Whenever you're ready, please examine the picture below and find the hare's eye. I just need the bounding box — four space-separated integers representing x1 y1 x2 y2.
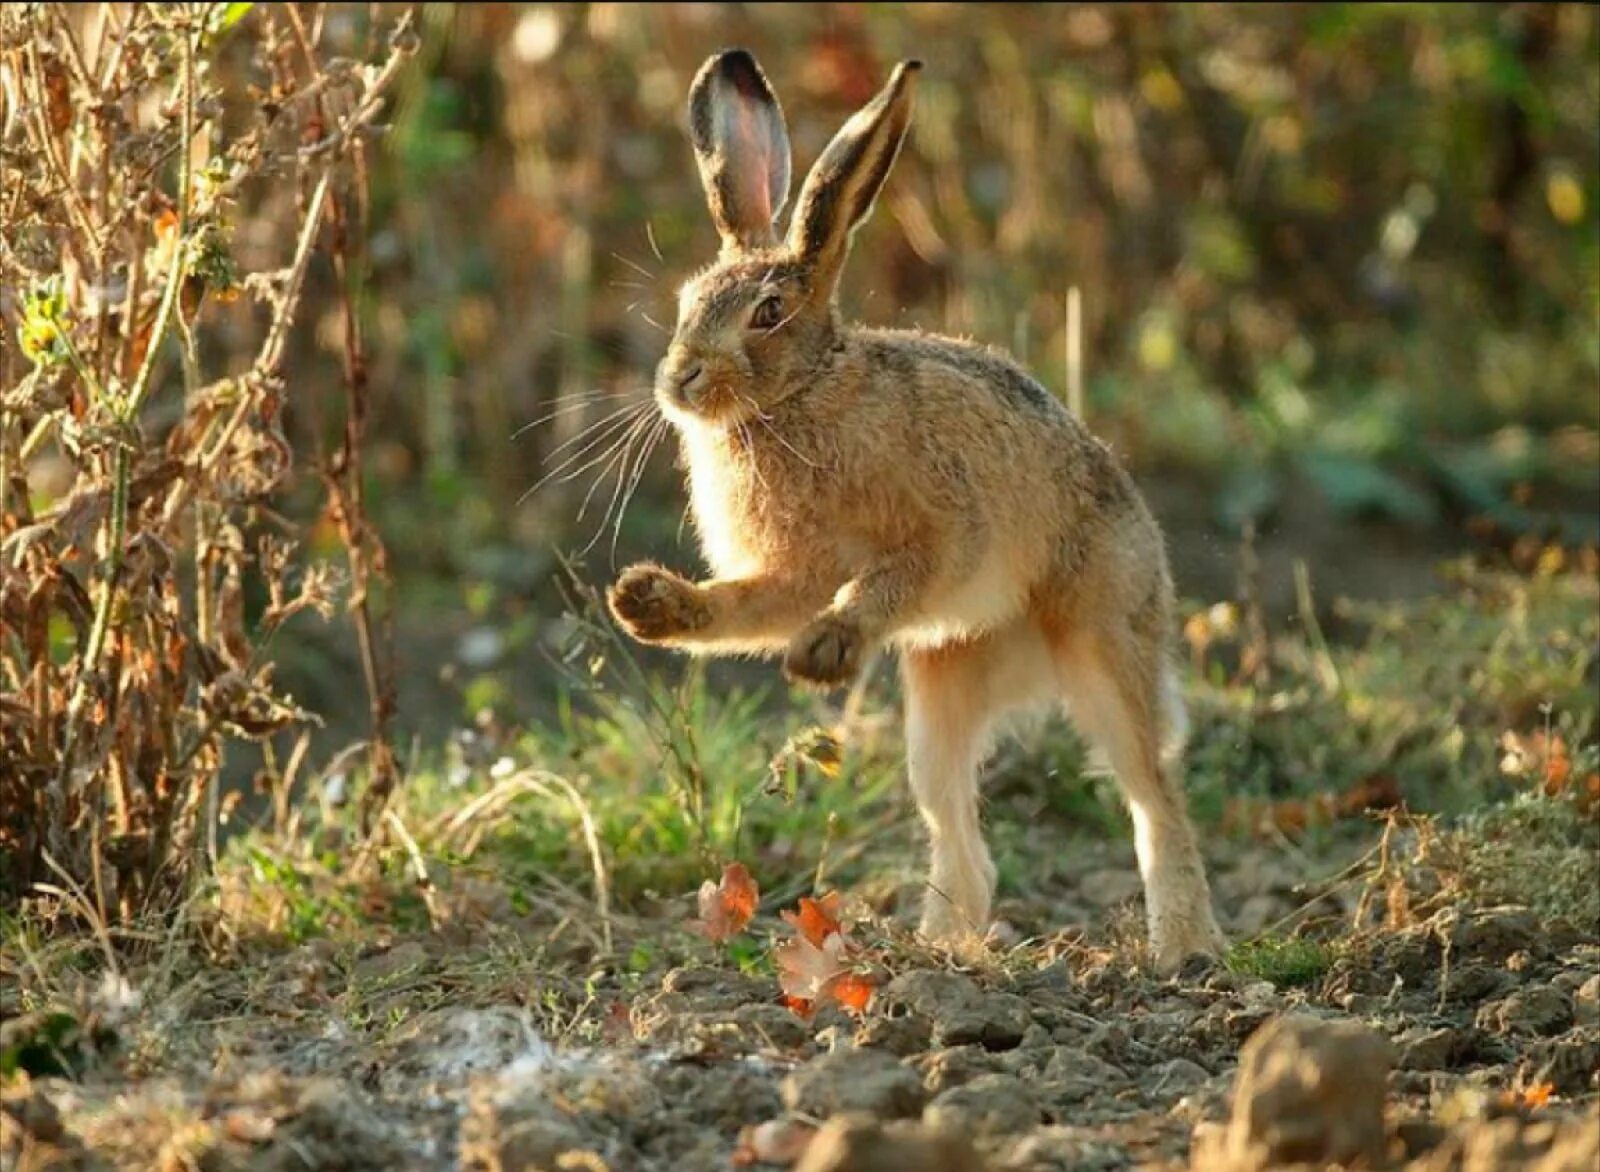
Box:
749 295 783 331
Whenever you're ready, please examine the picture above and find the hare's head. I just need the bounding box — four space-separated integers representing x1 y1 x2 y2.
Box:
655 50 920 427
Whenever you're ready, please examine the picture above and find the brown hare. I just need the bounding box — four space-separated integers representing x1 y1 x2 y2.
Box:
606 49 1225 971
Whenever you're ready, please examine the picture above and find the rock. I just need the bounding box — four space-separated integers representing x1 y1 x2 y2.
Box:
1396 1025 1459 1071
882 972 1031 1051
685 1002 815 1053
1146 1057 1212 1097
267 1078 411 1172
1191 1014 1393 1171
849 1014 933 1057
794 1113 987 1172
782 1048 926 1121
1442 964 1513 1007
1517 1029 1600 1095
1475 987 1574 1037
994 1125 1130 1171
1561 972 1599 1025
923 1073 1045 1141
1454 907 1543 961
913 1046 1003 1095
1408 1114 1600 1172
1032 1047 1131 1107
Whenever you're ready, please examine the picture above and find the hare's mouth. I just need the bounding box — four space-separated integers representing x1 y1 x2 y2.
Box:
657 376 754 428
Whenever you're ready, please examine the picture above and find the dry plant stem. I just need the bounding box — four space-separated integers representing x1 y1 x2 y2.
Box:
57 23 195 781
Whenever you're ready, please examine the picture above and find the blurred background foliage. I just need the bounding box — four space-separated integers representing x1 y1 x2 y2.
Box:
334 2 1599 571
12 1 1599 756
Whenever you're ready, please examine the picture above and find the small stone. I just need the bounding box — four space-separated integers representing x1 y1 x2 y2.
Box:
1571 974 1600 1027
1454 907 1543 961
1034 1047 1131 1107
1192 1013 1393 1170
1147 1057 1211 1096
1475 987 1574 1037
997 1125 1130 1171
1517 1029 1600 1095
794 1113 987 1172
1395 1026 1458 1071
850 1014 933 1057
913 1046 1003 1095
782 1048 926 1120
881 972 1030 1050
923 1073 1045 1141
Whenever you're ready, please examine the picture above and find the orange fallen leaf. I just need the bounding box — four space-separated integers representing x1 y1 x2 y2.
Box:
774 891 876 1019
781 892 843 947
693 862 759 943
826 972 876 1015
1521 1082 1555 1109
775 926 851 1005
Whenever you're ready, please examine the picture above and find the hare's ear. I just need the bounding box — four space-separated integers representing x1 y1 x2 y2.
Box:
787 60 921 293
688 50 792 253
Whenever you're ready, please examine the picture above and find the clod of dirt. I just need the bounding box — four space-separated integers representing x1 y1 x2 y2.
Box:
782 1047 926 1120
1408 1113 1600 1172
881 972 1031 1050
2 1075 87 1170
1030 1046 1133 1108
993 1125 1130 1171
459 1073 591 1172
1191 1013 1394 1171
680 1003 816 1055
1569 974 1600 1026
793 1112 987 1172
1516 1029 1600 1095
912 1045 1005 1095
848 1013 933 1057
225 1076 411 1172
1453 908 1544 963
1474 987 1575 1038
923 1073 1046 1142
1395 1026 1460 1071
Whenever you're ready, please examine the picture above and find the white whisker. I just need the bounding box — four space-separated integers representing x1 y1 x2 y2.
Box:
511 389 632 440
609 417 667 565
610 251 655 280
517 405 649 505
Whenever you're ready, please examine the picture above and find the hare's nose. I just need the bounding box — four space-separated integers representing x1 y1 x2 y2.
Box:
675 362 705 398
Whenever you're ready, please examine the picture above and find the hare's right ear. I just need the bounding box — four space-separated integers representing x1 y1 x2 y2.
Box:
787 60 920 296
688 50 792 254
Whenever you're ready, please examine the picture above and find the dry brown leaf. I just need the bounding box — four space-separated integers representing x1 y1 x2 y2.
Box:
693 862 759 943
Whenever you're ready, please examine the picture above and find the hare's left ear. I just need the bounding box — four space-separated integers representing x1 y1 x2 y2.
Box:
689 50 792 253
787 60 921 295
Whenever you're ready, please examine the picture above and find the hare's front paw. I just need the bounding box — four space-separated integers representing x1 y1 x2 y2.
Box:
608 564 709 643
784 616 866 688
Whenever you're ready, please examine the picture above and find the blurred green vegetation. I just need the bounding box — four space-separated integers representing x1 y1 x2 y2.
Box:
310 2 1599 579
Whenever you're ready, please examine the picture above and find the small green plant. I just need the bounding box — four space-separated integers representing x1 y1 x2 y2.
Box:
1226 935 1336 988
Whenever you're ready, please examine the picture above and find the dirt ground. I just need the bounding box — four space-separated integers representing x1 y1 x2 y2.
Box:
5 829 1597 1172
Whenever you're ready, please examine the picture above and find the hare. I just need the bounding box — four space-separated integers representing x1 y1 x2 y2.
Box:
606 49 1225 971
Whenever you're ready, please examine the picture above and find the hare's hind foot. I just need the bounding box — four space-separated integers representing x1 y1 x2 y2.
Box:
608 563 710 643
1149 903 1227 975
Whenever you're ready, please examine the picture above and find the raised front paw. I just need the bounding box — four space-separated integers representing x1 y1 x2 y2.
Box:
783 615 867 689
607 564 709 643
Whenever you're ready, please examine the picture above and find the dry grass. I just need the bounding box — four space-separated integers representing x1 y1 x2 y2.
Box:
1 4 415 922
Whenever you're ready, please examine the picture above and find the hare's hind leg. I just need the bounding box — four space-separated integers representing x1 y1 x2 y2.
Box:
902 625 1052 945
1048 617 1224 972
